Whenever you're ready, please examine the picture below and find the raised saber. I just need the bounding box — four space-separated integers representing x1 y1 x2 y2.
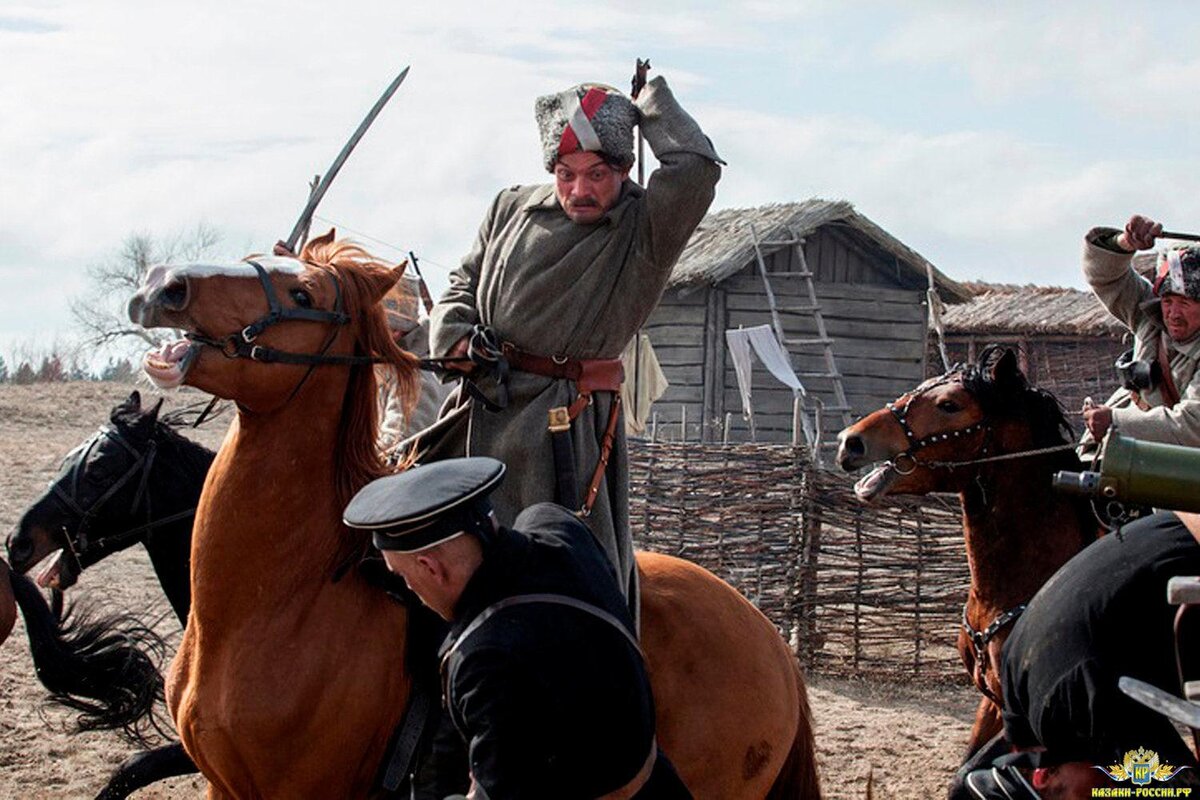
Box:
1163 230 1200 242
283 65 411 252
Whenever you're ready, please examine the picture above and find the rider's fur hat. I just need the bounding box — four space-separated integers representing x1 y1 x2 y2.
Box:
1153 246 1200 301
534 84 637 172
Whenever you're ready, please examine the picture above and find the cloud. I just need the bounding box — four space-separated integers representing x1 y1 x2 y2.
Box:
704 104 1200 285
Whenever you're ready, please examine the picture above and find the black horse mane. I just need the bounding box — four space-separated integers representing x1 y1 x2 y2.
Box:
957 344 1078 452
10 570 171 747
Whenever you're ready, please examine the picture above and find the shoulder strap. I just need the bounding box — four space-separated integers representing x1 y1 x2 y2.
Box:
446 593 640 662
1158 334 1182 409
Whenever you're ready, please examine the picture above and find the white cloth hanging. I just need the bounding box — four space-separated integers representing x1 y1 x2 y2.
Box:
725 325 814 445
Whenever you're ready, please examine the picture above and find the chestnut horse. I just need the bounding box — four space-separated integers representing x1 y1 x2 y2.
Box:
127 232 819 799
835 348 1096 759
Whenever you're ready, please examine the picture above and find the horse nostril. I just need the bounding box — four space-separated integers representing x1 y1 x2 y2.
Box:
842 435 865 460
160 277 190 311
7 533 32 567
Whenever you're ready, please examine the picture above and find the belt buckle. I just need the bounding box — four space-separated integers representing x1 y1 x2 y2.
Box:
547 406 571 432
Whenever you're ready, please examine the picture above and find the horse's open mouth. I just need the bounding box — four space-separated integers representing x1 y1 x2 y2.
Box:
853 463 898 504
34 549 78 591
143 339 198 390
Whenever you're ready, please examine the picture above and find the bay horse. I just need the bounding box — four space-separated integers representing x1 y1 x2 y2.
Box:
127 231 819 799
835 347 1096 761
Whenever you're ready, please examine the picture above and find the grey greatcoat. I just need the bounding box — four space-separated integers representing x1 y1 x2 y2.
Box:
1083 227 1200 446
419 76 721 598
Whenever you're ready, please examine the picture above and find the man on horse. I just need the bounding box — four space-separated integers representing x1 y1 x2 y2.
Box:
344 457 693 799
963 512 1200 800
414 66 722 611
1081 214 1200 447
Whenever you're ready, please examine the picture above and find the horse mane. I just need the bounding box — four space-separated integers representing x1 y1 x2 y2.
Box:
9 568 171 747
959 345 1077 451
299 237 422 562
959 345 1094 540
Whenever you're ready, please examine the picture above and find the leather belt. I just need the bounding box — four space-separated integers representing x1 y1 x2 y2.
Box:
501 343 624 516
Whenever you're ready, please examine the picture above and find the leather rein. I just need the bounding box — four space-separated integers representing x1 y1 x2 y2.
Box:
50 426 196 581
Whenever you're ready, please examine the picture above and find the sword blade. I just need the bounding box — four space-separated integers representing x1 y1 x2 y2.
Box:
1119 676 1200 728
1163 231 1200 242
284 65 411 252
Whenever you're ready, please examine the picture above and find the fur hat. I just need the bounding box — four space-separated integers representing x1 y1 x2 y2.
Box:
1153 246 1200 300
534 84 637 172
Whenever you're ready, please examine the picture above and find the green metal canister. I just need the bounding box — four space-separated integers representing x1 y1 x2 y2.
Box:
1098 432 1200 513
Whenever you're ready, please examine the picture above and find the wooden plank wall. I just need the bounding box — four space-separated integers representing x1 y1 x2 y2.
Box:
642 289 709 441
643 226 928 443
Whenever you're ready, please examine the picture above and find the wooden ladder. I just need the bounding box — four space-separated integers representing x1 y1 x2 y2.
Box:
749 223 854 457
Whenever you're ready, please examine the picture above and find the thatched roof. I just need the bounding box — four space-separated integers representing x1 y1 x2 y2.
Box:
668 199 973 302
942 282 1124 336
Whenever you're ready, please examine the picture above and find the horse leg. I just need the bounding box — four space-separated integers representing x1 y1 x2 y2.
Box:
94 743 199 800
965 696 1003 758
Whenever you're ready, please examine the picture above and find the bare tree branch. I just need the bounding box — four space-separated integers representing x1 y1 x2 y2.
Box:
71 226 228 357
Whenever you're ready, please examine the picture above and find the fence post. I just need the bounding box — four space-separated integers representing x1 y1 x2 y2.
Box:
798 457 823 670
680 404 687 442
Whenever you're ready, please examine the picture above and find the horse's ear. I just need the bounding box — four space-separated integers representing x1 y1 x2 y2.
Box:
361 263 405 304
305 229 336 252
989 348 1022 387
111 391 141 424
146 398 164 425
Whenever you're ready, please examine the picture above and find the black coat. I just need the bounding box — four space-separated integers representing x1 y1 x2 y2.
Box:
439 503 687 799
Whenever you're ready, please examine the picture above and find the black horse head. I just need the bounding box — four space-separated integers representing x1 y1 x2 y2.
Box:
6 391 214 623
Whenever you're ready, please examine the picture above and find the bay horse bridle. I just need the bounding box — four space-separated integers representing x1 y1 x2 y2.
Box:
50 426 195 586
884 373 992 475
884 369 1057 702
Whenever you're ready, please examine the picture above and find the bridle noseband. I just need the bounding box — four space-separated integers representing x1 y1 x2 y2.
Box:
49 426 195 575
185 259 383 368
885 374 991 475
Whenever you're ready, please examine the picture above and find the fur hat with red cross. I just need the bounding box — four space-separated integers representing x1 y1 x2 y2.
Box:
534 84 637 173
1152 246 1200 301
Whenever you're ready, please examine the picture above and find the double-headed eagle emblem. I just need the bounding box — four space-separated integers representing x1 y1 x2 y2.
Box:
1096 747 1189 785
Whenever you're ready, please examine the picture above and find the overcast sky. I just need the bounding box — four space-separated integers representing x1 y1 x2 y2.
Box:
4 1 1199 363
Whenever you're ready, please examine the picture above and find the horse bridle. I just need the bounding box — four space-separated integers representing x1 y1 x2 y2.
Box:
885 373 991 475
185 259 384 367
886 371 1033 703
49 426 195 577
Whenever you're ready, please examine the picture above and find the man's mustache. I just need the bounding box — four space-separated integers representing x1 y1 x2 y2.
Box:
568 198 599 208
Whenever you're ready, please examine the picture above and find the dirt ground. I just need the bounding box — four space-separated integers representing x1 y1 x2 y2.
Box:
0 381 978 799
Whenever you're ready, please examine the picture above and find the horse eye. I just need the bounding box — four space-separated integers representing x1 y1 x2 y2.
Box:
937 400 962 413
290 288 313 308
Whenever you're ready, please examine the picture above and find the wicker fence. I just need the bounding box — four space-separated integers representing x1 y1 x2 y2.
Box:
628 440 971 684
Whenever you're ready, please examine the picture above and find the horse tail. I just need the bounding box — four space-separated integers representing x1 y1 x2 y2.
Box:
10 570 170 747
766 657 823 800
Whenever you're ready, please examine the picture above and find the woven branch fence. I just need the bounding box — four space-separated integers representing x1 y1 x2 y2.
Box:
628 440 971 685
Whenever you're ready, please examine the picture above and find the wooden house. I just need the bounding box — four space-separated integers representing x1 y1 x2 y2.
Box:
642 200 970 443
936 282 1129 420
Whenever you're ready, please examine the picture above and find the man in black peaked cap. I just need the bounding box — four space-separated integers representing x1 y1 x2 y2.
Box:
344 457 691 799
